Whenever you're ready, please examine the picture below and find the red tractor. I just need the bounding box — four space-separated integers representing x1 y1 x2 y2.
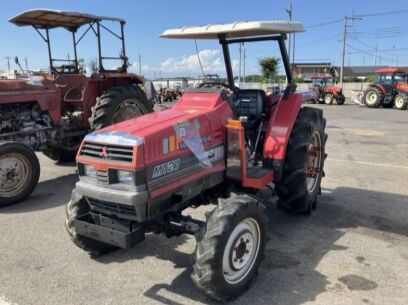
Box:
362 68 408 109
310 73 345 105
65 21 326 300
0 10 154 207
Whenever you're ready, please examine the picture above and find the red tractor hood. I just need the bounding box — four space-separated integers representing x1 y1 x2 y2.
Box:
97 107 205 138
0 77 49 92
81 90 233 166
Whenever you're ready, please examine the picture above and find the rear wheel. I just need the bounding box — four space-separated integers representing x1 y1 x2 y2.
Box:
0 142 40 207
65 189 114 256
192 194 267 301
336 94 346 105
363 87 384 108
394 93 408 110
324 93 334 105
90 85 154 130
275 107 327 213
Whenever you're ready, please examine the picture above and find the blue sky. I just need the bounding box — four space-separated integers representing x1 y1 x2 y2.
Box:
1 0 408 78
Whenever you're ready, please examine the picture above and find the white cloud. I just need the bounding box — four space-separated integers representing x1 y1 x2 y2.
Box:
130 49 239 78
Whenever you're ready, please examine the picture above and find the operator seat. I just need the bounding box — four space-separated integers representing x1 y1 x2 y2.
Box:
235 89 265 129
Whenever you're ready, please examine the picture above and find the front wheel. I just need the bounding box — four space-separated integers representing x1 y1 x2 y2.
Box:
192 194 267 301
324 93 334 105
336 94 346 105
0 142 40 207
394 93 408 110
65 189 114 256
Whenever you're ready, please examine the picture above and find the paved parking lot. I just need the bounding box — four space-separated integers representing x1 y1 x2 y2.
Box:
0 101 407 305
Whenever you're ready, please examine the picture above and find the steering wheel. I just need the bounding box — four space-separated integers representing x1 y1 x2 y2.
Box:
198 82 239 96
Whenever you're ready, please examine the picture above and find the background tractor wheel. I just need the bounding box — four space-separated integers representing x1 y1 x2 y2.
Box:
192 194 267 301
336 94 346 105
363 87 383 108
275 107 327 213
90 85 154 130
42 135 82 162
394 93 408 110
0 142 40 207
43 145 78 162
324 93 334 105
65 189 115 256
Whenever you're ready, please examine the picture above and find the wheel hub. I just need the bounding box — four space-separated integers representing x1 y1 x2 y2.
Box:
367 91 377 104
0 154 29 195
223 218 260 284
395 97 403 108
231 232 254 270
306 132 322 193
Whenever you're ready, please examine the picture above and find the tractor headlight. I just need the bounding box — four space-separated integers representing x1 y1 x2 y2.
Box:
83 164 97 178
117 170 134 184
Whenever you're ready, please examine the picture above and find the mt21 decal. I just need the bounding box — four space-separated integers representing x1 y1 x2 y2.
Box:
152 159 181 179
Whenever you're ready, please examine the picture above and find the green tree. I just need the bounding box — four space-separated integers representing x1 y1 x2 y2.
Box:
258 56 280 82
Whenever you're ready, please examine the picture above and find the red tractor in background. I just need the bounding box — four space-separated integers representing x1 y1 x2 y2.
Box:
362 68 408 110
310 73 345 105
65 21 326 300
0 10 154 207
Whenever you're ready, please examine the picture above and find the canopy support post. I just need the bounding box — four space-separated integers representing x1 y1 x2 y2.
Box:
219 35 234 88
72 31 79 73
96 21 103 72
120 21 127 72
45 28 53 72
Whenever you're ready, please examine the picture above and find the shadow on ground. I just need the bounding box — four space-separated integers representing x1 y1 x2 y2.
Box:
98 186 406 305
0 173 78 213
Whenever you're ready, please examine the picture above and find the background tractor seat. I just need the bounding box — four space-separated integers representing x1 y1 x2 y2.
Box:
235 89 265 128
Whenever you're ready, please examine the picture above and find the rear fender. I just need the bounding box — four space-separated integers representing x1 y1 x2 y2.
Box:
395 83 408 93
263 92 304 163
369 83 386 94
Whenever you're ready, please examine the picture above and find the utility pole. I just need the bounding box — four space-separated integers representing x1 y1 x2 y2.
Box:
340 15 361 88
4 56 11 71
292 31 296 64
286 3 293 64
138 53 142 75
374 45 378 66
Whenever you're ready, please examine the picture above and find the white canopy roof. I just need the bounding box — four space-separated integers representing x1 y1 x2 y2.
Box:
160 20 304 39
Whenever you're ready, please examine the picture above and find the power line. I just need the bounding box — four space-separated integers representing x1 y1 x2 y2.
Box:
296 33 341 48
347 44 408 65
305 19 343 29
355 8 408 18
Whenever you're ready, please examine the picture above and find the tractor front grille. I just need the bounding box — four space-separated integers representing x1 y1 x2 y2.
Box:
87 197 137 217
80 142 134 163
